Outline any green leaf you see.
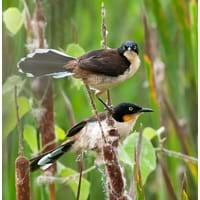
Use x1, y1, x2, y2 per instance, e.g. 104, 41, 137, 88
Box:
60, 168, 90, 200
3, 7, 23, 35
119, 132, 156, 185
23, 124, 38, 152
69, 77, 84, 90
3, 96, 31, 138
3, 75, 25, 96
182, 190, 189, 200
3, 75, 30, 137
119, 146, 133, 166
65, 44, 85, 90
55, 125, 66, 141
66, 43, 85, 57
142, 127, 157, 140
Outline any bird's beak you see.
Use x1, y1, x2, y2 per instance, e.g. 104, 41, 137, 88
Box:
128, 47, 131, 51
139, 108, 153, 113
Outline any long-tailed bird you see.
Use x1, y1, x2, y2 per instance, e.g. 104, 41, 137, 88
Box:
18, 41, 140, 96
30, 102, 152, 171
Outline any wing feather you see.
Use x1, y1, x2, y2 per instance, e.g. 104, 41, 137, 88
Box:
78, 49, 130, 76
67, 121, 87, 137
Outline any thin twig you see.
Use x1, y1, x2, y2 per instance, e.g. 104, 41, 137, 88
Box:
84, 82, 107, 143
37, 165, 97, 184
155, 148, 198, 164
101, 2, 107, 49
14, 86, 24, 156
101, 2, 112, 108
60, 89, 76, 126
76, 153, 84, 200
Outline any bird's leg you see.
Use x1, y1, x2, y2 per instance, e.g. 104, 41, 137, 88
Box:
84, 83, 107, 143
96, 95, 113, 114
106, 89, 114, 118
106, 89, 112, 107
95, 90, 113, 113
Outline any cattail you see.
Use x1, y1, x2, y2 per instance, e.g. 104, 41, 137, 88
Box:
103, 143, 125, 198
32, 2, 56, 200
15, 156, 30, 200
14, 86, 30, 200
23, 1, 56, 199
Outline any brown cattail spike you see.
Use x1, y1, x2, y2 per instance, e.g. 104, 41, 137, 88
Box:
103, 144, 125, 198
15, 156, 30, 200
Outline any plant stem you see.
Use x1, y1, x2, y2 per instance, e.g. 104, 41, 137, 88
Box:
76, 153, 84, 200
14, 86, 23, 156
37, 165, 97, 184
155, 148, 197, 164
84, 82, 107, 143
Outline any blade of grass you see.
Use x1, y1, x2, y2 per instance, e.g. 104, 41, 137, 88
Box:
158, 157, 178, 200
189, 0, 198, 84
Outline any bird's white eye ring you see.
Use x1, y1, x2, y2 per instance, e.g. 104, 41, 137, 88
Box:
129, 107, 133, 111
133, 46, 136, 50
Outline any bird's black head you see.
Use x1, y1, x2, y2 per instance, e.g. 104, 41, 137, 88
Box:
118, 41, 139, 55
112, 102, 152, 122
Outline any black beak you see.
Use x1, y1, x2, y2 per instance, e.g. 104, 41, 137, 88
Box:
139, 108, 153, 113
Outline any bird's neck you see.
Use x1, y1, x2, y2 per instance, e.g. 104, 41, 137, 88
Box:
123, 52, 140, 73
123, 51, 137, 62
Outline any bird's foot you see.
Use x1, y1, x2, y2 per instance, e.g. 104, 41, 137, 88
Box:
96, 96, 113, 113
105, 104, 113, 112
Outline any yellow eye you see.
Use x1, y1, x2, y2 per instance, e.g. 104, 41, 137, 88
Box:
129, 107, 133, 111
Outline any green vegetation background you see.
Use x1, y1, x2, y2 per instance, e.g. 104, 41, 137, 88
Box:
3, 0, 197, 199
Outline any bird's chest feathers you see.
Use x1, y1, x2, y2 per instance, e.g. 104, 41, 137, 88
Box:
73, 118, 136, 151
115, 119, 136, 139
101, 56, 140, 87
110, 53, 140, 86
123, 52, 140, 77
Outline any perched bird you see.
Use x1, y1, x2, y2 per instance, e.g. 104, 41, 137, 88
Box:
18, 41, 140, 96
30, 102, 152, 171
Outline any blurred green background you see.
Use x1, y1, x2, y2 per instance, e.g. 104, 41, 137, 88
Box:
3, 0, 197, 199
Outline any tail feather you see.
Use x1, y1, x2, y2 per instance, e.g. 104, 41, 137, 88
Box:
30, 140, 74, 171
18, 49, 76, 78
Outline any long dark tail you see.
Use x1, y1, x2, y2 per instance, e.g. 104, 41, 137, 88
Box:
18, 49, 76, 78
30, 140, 75, 171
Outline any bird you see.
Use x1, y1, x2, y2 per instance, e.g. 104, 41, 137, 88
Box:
30, 102, 153, 171
18, 41, 140, 96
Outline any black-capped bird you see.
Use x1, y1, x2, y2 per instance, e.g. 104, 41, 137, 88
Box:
30, 102, 152, 171
18, 41, 140, 96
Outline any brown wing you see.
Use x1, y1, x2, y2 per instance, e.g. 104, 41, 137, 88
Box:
78, 49, 130, 77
